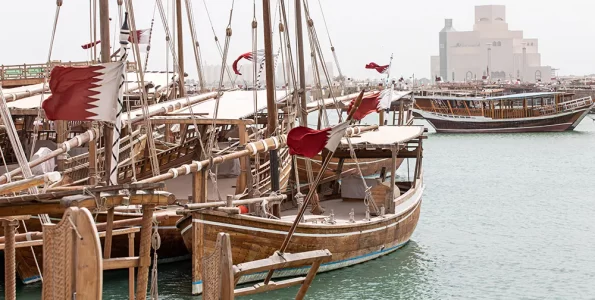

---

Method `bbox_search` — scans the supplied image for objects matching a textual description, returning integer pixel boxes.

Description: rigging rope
[202,0,235,86]
[125,0,161,178]
[184,0,206,92]
[143,2,158,73]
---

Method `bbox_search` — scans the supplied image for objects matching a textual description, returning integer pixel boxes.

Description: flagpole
[385,53,394,85]
[109,14,130,185]
[262,90,366,285]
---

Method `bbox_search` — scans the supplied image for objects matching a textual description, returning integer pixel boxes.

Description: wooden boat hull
[414,106,592,133]
[177,178,424,294]
[296,156,403,183]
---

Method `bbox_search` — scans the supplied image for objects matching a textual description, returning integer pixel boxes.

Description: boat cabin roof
[417,91,564,102]
[338,125,424,149]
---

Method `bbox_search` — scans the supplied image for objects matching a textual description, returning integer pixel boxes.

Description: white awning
[340,125,424,148]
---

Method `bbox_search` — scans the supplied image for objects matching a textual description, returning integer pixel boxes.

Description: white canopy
[175,90,290,119]
[340,125,424,148]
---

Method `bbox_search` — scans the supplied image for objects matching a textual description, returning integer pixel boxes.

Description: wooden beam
[233,250,332,277]
[295,261,321,300]
[103,257,140,270]
[0,182,165,203]
[234,277,306,297]
[0,172,61,195]
[333,148,420,159]
[0,191,174,217]
[148,117,254,125]
[135,205,155,300]
[103,207,115,259]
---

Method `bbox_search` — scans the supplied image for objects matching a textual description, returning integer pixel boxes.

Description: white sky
[3,0,594,80]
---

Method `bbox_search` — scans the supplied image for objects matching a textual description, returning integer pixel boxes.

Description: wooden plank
[128,233,135,300]
[192,169,207,295]
[389,148,397,214]
[74,208,103,299]
[234,277,306,297]
[295,261,322,300]
[148,117,255,125]
[236,123,249,194]
[220,233,235,299]
[103,257,140,270]
[103,207,115,259]
[233,250,332,277]
[135,205,155,300]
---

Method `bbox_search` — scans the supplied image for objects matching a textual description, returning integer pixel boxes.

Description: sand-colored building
[431,5,553,83]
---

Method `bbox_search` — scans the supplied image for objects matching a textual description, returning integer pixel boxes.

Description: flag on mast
[365,62,390,74]
[81,40,101,49]
[41,62,124,122]
[232,49,279,76]
[287,122,350,158]
[128,29,150,44]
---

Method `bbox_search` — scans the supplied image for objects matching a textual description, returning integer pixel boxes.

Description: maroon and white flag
[346,92,382,121]
[232,50,266,75]
[42,62,124,122]
[287,122,350,158]
[128,29,150,44]
[81,40,101,49]
[365,62,389,74]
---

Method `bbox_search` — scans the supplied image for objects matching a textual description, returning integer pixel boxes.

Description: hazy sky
[3,0,594,80]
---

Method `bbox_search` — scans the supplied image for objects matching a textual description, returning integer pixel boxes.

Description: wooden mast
[176,0,186,97]
[295,0,308,123]
[262,0,280,198]
[100,0,112,185]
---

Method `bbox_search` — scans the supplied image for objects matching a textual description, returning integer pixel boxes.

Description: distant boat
[413,92,594,133]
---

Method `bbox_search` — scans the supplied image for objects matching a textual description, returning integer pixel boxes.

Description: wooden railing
[0,61,137,82]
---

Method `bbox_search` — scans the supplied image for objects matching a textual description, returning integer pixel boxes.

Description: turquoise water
[4,117,595,299]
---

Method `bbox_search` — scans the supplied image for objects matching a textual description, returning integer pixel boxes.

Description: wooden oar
[262,90,366,284]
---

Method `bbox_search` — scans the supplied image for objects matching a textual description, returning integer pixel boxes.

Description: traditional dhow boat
[413,91,594,133]
[177,125,426,294]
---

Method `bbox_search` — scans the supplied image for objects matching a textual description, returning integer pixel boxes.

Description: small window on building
[495,17,504,21]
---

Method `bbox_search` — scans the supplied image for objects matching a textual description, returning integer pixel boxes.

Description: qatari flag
[287,122,350,158]
[42,62,124,122]
[365,62,389,74]
[232,50,265,75]
[346,92,382,121]
[81,40,101,49]
[128,29,150,44]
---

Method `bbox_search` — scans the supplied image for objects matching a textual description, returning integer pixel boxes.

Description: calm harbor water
[5,118,595,299]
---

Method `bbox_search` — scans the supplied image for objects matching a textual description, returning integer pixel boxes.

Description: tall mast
[295,0,307,124]
[176,0,186,97]
[262,0,280,197]
[99,0,111,185]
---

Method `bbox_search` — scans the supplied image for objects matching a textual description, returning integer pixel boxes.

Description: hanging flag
[365,62,389,74]
[81,40,101,49]
[42,62,125,122]
[346,92,381,121]
[287,122,350,158]
[232,50,266,75]
[128,29,150,44]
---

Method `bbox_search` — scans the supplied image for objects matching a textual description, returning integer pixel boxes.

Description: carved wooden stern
[42,207,103,300]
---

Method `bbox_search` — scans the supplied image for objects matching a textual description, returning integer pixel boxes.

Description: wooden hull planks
[177,178,424,293]
[417,107,591,133]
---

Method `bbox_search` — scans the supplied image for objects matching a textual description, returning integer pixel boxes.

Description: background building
[430,5,554,83]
